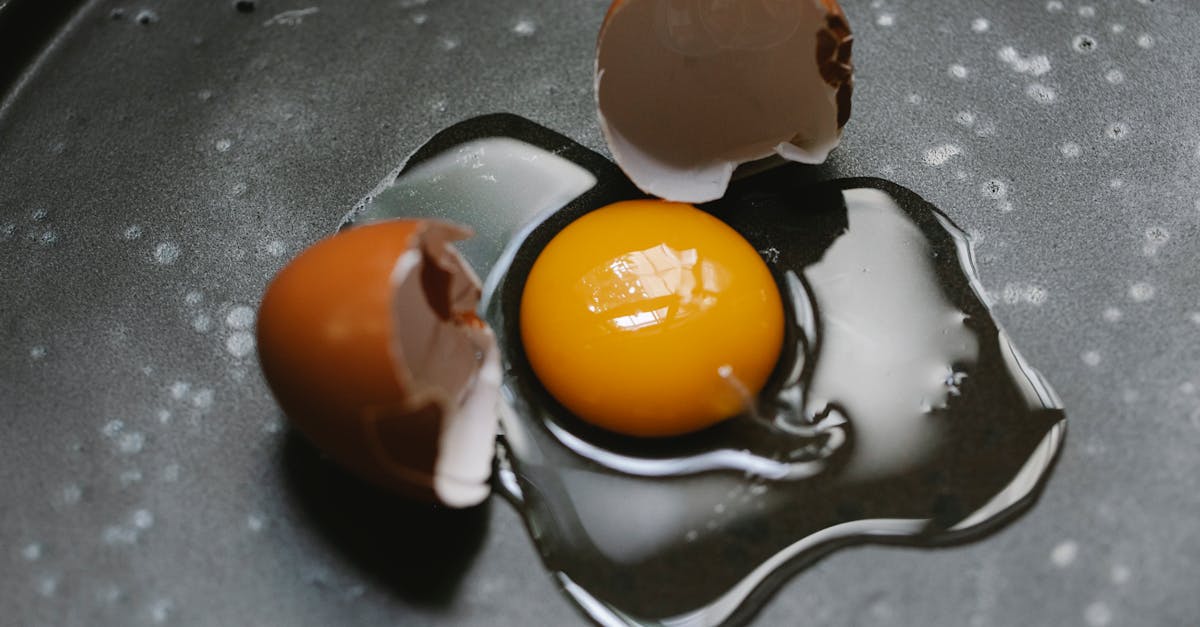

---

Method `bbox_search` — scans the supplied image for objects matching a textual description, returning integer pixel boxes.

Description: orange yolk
[519,199,784,437]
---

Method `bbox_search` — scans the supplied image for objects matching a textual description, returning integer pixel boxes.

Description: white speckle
[1102,307,1122,322]
[1026,83,1057,103]
[1060,142,1082,158]
[264,240,286,257]
[31,208,47,221]
[184,290,203,306]
[162,463,181,482]
[153,242,181,265]
[1001,283,1048,306]
[230,181,248,197]
[1128,282,1155,302]
[119,468,143,486]
[1109,178,1124,189]
[954,169,969,181]
[198,89,213,101]
[955,111,976,127]
[998,46,1052,76]
[971,18,990,33]
[1143,227,1169,256]
[1072,35,1097,52]
[1180,382,1196,395]
[247,514,266,532]
[1084,601,1113,626]
[263,7,318,27]
[61,484,82,504]
[21,543,42,561]
[513,18,537,36]
[974,120,997,137]
[132,509,155,529]
[169,381,190,400]
[981,179,1007,199]
[192,388,215,409]
[226,332,256,358]
[117,432,145,454]
[684,530,699,542]
[1189,312,1200,326]
[1110,564,1131,584]
[1078,6,1095,18]
[1081,351,1102,367]
[1110,23,1125,34]
[876,13,895,27]
[713,503,726,514]
[192,314,213,333]
[123,225,143,240]
[906,93,922,105]
[1122,389,1140,404]
[157,409,171,424]
[1,223,15,240]
[216,139,232,152]
[36,575,59,597]
[438,36,459,51]
[1136,34,1154,49]
[264,418,283,434]
[1105,122,1130,140]
[38,231,57,246]
[923,144,962,166]
[1105,68,1125,84]
[149,599,174,624]
[1046,1,1064,12]
[411,12,428,25]
[1051,540,1079,567]
[102,419,124,438]
[1025,285,1048,305]
[948,64,969,79]
[102,524,139,546]
[30,345,47,360]
[225,306,255,330]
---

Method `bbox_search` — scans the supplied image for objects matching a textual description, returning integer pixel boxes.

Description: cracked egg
[256,219,500,508]
[596,0,854,202]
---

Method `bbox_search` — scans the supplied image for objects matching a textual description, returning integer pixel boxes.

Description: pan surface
[2,1,1197,625]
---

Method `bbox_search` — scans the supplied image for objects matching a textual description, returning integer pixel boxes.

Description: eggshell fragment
[257,219,500,508]
[596,0,854,202]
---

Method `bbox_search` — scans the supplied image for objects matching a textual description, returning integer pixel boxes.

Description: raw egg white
[520,199,784,437]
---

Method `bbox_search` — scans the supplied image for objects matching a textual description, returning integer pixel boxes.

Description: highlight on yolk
[519,199,785,437]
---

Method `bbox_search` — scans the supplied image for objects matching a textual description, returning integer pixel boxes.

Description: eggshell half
[257,219,500,507]
[596,0,854,202]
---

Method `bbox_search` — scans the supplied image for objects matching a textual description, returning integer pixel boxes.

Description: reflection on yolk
[580,243,729,332]
[520,199,784,437]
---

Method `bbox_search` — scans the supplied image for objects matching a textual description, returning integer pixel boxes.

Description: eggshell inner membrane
[386,223,500,507]
[597,0,851,202]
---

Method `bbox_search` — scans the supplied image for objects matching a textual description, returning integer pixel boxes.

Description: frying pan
[2,1,1196,625]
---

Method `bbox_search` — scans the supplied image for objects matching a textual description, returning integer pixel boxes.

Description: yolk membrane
[519,199,784,437]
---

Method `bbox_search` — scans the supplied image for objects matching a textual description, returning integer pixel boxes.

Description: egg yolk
[520,199,784,437]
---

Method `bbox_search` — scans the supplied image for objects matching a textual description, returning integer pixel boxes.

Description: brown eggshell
[256,219,500,507]
[596,0,854,203]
